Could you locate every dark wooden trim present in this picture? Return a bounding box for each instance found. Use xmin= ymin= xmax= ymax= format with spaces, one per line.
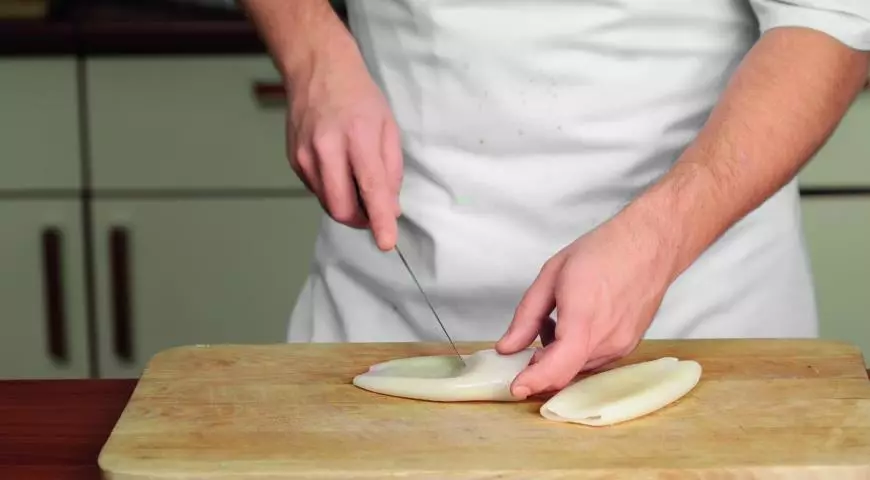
xmin=0 ymin=21 xmax=76 ymax=56
xmin=0 ymin=19 xmax=265 ymax=56
xmin=78 ymin=20 xmax=266 ymax=56
xmin=0 ymin=0 xmax=349 ymax=56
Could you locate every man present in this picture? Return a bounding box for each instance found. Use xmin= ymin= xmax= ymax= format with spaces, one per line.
xmin=242 ymin=0 xmax=870 ymax=399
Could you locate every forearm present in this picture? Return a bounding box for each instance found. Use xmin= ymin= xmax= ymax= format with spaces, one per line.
xmin=619 ymin=27 xmax=869 ymax=281
xmin=240 ymin=0 xmax=362 ymax=86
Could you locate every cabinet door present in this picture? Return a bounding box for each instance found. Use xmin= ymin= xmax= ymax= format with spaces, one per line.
xmin=92 ymin=196 xmax=324 ymax=378
xmin=0 ymin=58 xmax=81 ymax=191
xmin=801 ymin=197 xmax=870 ymax=366
xmin=86 ymin=56 xmax=302 ymax=190
xmin=799 ymin=91 xmax=870 ymax=187
xmin=0 ymin=200 xmax=90 ymax=378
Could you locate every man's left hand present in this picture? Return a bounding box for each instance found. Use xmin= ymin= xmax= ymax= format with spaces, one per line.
xmin=495 ymin=212 xmax=677 ymax=399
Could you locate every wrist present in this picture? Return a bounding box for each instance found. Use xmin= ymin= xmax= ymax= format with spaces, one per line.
xmin=280 ymin=20 xmax=364 ymax=92
xmin=611 ymin=162 xmax=716 ymax=285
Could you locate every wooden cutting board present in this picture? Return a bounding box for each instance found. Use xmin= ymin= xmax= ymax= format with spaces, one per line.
xmin=98 ymin=339 xmax=870 ymax=479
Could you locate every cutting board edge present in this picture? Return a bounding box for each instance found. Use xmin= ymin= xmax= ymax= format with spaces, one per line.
xmin=95 ymin=460 xmax=870 ymax=480
xmin=141 ymin=337 xmax=868 ymax=367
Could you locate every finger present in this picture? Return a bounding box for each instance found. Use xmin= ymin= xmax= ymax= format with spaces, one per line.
xmin=381 ymin=118 xmax=403 ymax=217
xmin=495 ymin=259 xmax=560 ymax=355
xmin=312 ymin=131 xmax=368 ymax=228
xmin=510 ymin=336 xmax=589 ymax=398
xmin=509 ymin=294 xmax=593 ymax=397
xmin=348 ymin=123 xmax=398 ymax=251
xmin=293 ymin=143 xmax=323 ymax=200
xmin=287 ymin=119 xmax=316 ymax=192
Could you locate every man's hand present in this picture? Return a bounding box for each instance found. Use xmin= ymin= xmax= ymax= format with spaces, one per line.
xmin=241 ymin=0 xmax=402 ymax=251
xmin=495 ymin=211 xmax=676 ymax=398
xmin=287 ymin=52 xmax=403 ymax=251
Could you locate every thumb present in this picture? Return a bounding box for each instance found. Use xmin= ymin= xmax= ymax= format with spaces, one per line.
xmin=495 ymin=258 xmax=562 ymax=355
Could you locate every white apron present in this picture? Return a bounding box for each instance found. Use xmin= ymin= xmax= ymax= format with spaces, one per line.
xmin=287 ymin=0 xmax=829 ymax=343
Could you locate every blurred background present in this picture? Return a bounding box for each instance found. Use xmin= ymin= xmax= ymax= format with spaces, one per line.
xmin=1 ymin=0 xmax=868 ymax=380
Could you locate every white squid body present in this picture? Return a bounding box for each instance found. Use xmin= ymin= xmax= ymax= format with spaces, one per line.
xmin=540 ymin=356 xmax=703 ymax=426
xmin=352 ymin=350 xmax=702 ymax=426
xmin=352 ymin=348 xmax=536 ymax=402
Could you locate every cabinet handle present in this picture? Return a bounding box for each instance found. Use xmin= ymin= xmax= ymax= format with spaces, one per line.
xmin=252 ymin=81 xmax=287 ymax=104
xmin=109 ymin=226 xmax=134 ymax=363
xmin=40 ymin=227 xmax=68 ymax=363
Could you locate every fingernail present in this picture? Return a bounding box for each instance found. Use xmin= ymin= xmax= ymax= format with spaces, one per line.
xmin=513 ymin=385 xmax=531 ymax=399
xmin=495 ymin=335 xmax=513 ymax=353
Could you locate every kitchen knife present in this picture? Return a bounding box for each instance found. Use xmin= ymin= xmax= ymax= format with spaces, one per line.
xmin=393 ymin=243 xmax=464 ymax=364
xmin=352 ymin=182 xmax=465 ymax=365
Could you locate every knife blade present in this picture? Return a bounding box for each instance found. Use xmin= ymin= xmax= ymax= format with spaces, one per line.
xmin=394 ymin=244 xmax=465 ymax=364
xmin=352 ymin=181 xmax=465 ymax=365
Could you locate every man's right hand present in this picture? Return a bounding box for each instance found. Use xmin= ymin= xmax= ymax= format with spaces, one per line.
xmin=286 ymin=43 xmax=402 ymax=252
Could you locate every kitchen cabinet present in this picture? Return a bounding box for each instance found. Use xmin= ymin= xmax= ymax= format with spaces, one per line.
xmin=91 ymin=196 xmax=323 ymax=378
xmin=86 ymin=56 xmax=302 ymax=191
xmin=0 ymin=57 xmax=81 ymax=191
xmin=0 ymin=200 xmax=91 ymax=379
xmin=801 ymin=197 xmax=870 ymax=366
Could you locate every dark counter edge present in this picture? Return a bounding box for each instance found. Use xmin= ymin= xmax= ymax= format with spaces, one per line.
xmin=0 ymin=19 xmax=271 ymax=56
xmin=0 ymin=2 xmax=349 ymax=57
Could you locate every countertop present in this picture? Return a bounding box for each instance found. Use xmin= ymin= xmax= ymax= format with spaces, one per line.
xmin=0 ymin=379 xmax=136 ymax=480
xmin=0 ymin=0 xmax=348 ymax=56
xmin=2 ymin=367 xmax=869 ymax=479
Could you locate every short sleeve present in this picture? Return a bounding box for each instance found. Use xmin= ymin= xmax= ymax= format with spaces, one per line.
xmin=748 ymin=0 xmax=870 ymax=50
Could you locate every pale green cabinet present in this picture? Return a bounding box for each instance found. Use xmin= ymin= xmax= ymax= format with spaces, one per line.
xmin=0 ymin=58 xmax=81 ymax=191
xmin=1 ymin=54 xmax=325 ymax=380
xmin=801 ymin=198 xmax=870 ymax=366
xmin=86 ymin=56 xmax=302 ymax=190
xmin=90 ymin=197 xmax=323 ymax=378
xmin=0 ymin=200 xmax=90 ymax=379
xmin=800 ymin=93 xmax=870 ymax=187
xmin=0 ymin=57 xmax=88 ymax=379
xmin=82 ymin=55 xmax=322 ymax=378
xmin=799 ymin=88 xmax=870 ymax=366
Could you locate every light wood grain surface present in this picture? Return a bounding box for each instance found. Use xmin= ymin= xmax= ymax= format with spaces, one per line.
xmin=99 ymin=339 xmax=870 ymax=479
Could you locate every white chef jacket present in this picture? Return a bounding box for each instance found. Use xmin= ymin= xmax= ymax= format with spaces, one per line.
xmin=287 ymin=1 xmax=870 ymax=343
